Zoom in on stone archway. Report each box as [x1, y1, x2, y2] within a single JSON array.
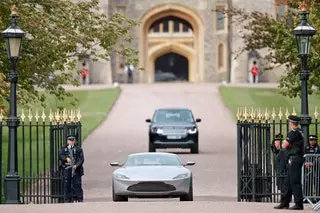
[[148, 42, 195, 83], [155, 52, 189, 82], [139, 3, 204, 83]]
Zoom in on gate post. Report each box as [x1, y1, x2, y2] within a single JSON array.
[[237, 120, 242, 202]]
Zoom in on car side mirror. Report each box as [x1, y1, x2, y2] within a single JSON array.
[[110, 162, 121, 167], [184, 161, 195, 166], [145, 118, 151, 123], [196, 118, 201, 123]]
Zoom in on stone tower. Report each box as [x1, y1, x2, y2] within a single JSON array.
[[87, 0, 289, 84]]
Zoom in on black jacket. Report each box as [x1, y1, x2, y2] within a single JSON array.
[[58, 145, 84, 176], [275, 149, 288, 176], [305, 145, 320, 154]]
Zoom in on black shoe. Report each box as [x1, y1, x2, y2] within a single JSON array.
[[288, 204, 303, 210], [274, 203, 289, 209]]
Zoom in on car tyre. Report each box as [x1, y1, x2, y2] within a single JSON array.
[[191, 144, 199, 154], [112, 184, 128, 202], [180, 180, 193, 201], [148, 142, 156, 152]]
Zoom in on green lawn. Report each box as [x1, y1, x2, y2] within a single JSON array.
[[219, 85, 320, 143], [42, 88, 121, 140], [219, 86, 320, 121], [0, 87, 121, 202]]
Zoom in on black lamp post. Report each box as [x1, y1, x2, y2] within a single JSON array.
[[1, 6, 25, 204], [292, 3, 316, 147]]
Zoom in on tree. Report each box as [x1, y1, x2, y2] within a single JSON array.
[[0, 0, 139, 109], [230, 0, 320, 97]]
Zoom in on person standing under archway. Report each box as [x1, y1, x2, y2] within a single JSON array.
[[250, 61, 259, 83], [81, 62, 88, 85]]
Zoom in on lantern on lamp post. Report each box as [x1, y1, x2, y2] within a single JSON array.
[[292, 2, 317, 147], [1, 5, 25, 204]]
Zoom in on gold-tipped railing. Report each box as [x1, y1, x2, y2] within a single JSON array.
[[236, 106, 319, 122], [0, 108, 82, 124]]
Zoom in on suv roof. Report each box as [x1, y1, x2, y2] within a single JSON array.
[[155, 107, 191, 111]]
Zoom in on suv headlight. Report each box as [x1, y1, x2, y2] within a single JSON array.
[[156, 128, 163, 134], [114, 174, 130, 179], [173, 173, 190, 179], [151, 127, 163, 134], [188, 127, 197, 134]]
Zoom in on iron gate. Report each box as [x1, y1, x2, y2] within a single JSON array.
[[237, 121, 277, 202], [0, 109, 82, 204]]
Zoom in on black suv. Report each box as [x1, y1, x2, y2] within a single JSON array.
[[145, 108, 201, 154]]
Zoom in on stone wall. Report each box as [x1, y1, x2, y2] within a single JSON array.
[[230, 0, 286, 83], [109, 0, 229, 83]]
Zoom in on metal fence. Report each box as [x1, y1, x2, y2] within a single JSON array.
[[0, 109, 82, 204], [302, 154, 320, 210], [237, 107, 320, 203]]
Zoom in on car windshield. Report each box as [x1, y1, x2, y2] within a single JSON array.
[[124, 154, 182, 167], [153, 109, 194, 123]]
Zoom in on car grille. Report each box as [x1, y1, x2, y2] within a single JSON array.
[[127, 182, 176, 192], [162, 129, 187, 135]]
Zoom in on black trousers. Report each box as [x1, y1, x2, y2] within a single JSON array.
[[280, 156, 304, 206], [63, 168, 83, 202], [276, 175, 286, 193], [127, 72, 133, 84]]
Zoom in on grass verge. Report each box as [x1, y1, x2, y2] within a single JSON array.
[[219, 86, 320, 120]]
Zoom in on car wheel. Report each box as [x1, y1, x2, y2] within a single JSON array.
[[191, 144, 199, 154], [148, 143, 156, 152], [180, 180, 193, 201], [112, 184, 128, 202]]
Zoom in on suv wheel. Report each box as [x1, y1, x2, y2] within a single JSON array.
[[149, 143, 156, 152], [191, 144, 199, 154]]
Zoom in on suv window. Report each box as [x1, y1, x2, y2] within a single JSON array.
[[153, 109, 194, 123]]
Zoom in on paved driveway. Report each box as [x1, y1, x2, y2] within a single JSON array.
[[81, 83, 237, 202], [0, 83, 314, 212]]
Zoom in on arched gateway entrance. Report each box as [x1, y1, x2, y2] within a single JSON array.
[[155, 52, 189, 82], [139, 4, 204, 83]]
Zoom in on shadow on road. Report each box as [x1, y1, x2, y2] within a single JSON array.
[[84, 195, 237, 203], [155, 149, 217, 155]]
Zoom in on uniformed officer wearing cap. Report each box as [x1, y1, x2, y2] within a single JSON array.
[[58, 135, 84, 202], [304, 135, 320, 202], [271, 133, 288, 194], [305, 135, 320, 154], [274, 115, 304, 210]]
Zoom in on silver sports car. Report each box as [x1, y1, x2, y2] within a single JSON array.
[[110, 152, 195, 202]]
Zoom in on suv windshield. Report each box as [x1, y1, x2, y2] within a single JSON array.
[[153, 109, 194, 123]]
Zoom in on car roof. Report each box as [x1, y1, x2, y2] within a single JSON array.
[[128, 152, 178, 157], [155, 107, 192, 111]]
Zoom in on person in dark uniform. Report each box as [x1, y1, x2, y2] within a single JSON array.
[[305, 135, 320, 154], [271, 133, 288, 194], [274, 115, 304, 210], [304, 135, 320, 202], [58, 135, 85, 202]]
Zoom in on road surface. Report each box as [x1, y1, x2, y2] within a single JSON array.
[[0, 83, 314, 212]]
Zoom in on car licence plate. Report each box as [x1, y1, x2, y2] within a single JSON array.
[[167, 135, 182, 139]]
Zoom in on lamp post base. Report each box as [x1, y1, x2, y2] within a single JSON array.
[[300, 114, 311, 147], [4, 173, 21, 204]]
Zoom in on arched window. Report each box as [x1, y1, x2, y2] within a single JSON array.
[[218, 43, 224, 69], [275, 0, 288, 18], [149, 16, 193, 33], [216, 6, 225, 31]]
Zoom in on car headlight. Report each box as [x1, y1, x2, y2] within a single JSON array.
[[173, 173, 190, 179], [114, 174, 130, 180], [151, 127, 163, 134], [156, 128, 163, 134], [188, 127, 197, 134]]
